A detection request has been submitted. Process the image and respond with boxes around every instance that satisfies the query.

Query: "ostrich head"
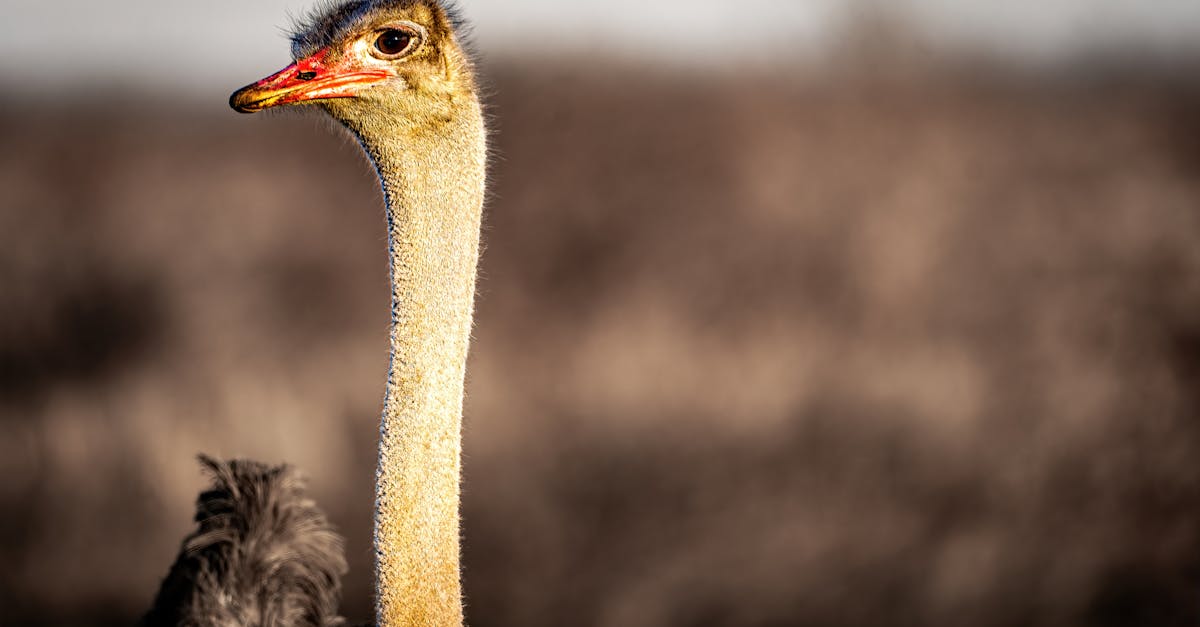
[230,0,475,132]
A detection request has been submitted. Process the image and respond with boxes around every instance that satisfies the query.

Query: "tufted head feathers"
[289,0,469,60]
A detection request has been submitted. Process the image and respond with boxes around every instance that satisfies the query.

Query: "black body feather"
[141,456,349,627]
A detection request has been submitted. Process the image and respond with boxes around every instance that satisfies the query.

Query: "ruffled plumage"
[141,456,348,627]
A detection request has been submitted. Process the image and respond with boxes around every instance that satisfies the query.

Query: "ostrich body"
[148,2,486,625]
[142,457,348,626]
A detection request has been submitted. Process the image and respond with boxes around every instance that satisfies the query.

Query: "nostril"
[297,71,317,81]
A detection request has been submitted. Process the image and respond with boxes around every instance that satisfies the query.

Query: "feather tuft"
[141,455,349,627]
[289,0,472,60]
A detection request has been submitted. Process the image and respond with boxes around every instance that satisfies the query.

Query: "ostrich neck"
[348,99,486,627]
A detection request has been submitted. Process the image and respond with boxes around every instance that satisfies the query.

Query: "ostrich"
[142,456,349,626]
[144,1,486,625]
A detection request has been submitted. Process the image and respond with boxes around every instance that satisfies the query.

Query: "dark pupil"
[376,30,412,55]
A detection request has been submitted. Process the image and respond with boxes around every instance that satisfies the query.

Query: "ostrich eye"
[375,29,414,56]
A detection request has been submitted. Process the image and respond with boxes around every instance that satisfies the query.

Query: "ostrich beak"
[230,49,389,113]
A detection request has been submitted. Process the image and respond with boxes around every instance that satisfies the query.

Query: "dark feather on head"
[289,0,470,60]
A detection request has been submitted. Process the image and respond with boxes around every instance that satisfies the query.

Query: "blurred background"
[3,1,1200,625]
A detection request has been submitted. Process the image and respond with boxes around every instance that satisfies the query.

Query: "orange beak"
[230,48,390,113]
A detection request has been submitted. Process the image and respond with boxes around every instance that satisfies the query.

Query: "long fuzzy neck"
[341,92,486,626]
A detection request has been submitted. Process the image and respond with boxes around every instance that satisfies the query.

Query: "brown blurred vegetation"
[1,59,1200,626]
